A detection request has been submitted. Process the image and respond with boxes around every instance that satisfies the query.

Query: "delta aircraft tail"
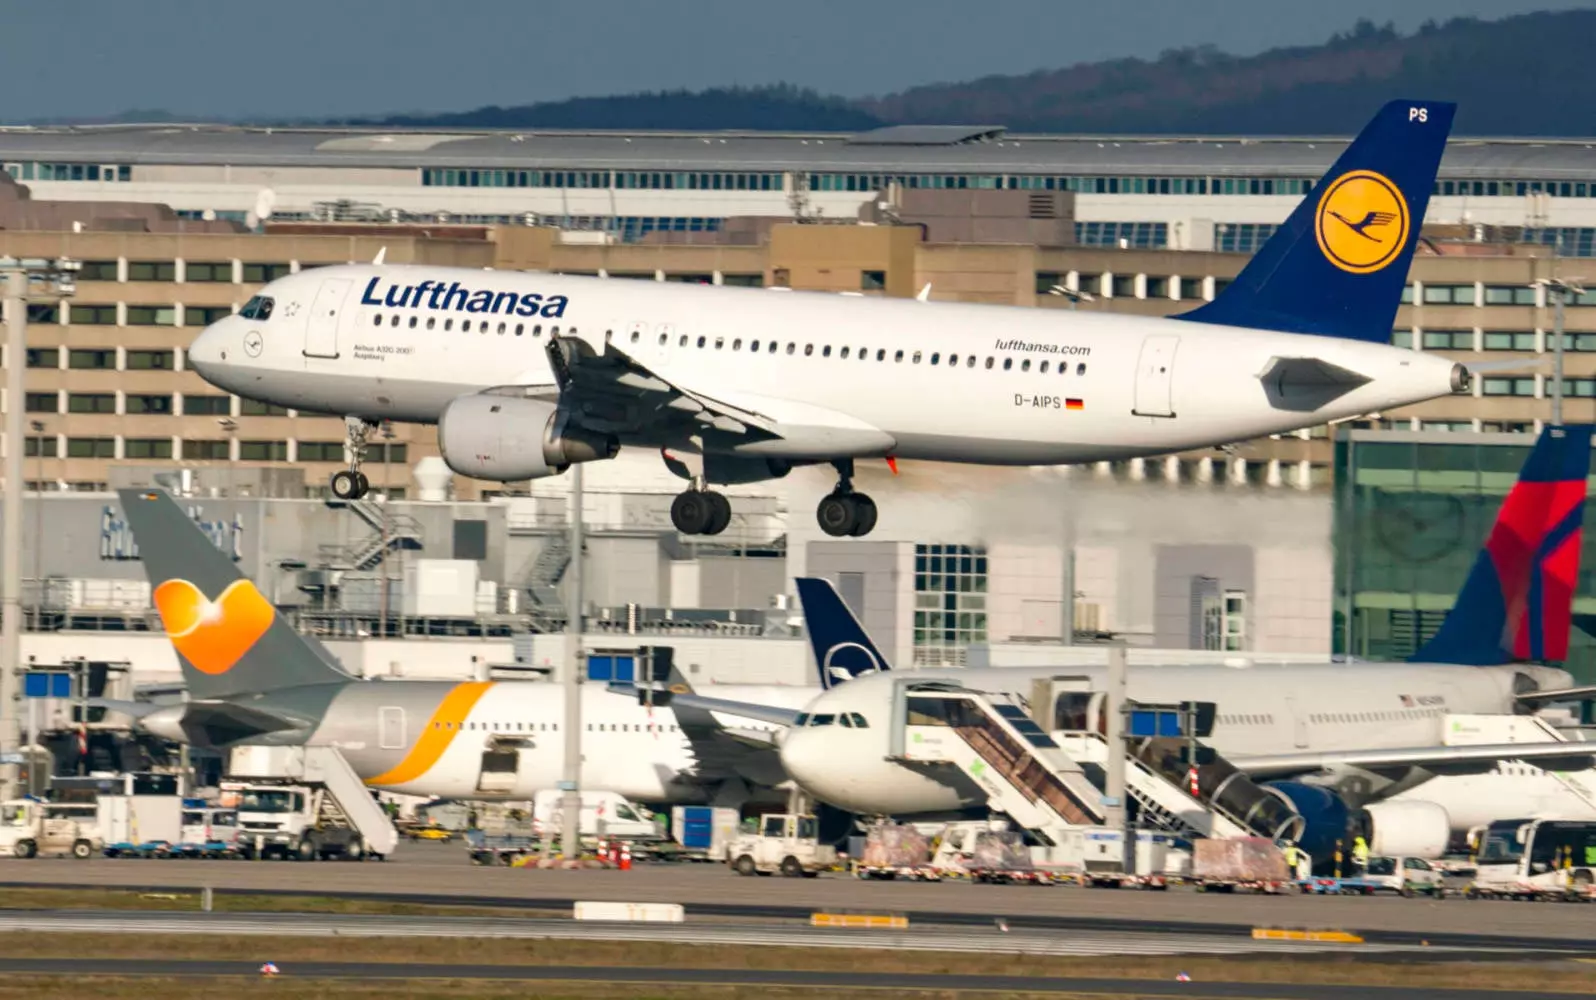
[1413,424,1594,666]
[1178,99,1455,343]
[118,488,354,699]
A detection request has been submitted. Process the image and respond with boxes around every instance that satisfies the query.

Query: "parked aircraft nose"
[777,727,849,808]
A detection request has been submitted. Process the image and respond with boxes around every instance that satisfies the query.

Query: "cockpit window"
[240,295,274,320]
[849,713,869,729]
[809,713,835,727]
[793,713,808,727]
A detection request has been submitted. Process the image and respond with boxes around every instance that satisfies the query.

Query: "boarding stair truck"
[223,746,398,861]
[1044,687,1306,847]
[1443,714,1596,818]
[728,813,838,877]
[1467,818,1596,900]
[0,796,102,859]
[892,684,1106,864]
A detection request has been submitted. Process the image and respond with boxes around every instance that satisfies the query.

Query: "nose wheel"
[671,488,732,536]
[330,416,377,500]
[816,460,877,537]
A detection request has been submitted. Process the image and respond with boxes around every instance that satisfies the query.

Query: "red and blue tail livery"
[1414,425,1594,666]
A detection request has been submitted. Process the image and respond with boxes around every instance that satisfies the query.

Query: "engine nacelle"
[661,451,793,486]
[1265,781,1351,862]
[1358,800,1452,859]
[438,395,617,481]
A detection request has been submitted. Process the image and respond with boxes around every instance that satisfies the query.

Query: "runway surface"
[3,843,1592,948]
[0,957,1584,998]
[0,908,1509,957]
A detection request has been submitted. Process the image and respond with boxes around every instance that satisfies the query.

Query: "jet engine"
[1357,800,1451,859]
[439,395,618,481]
[661,451,794,486]
[1264,781,1351,861]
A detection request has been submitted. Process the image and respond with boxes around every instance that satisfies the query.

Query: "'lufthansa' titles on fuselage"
[360,277,569,318]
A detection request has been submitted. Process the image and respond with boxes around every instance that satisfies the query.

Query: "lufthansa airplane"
[648,425,1596,859]
[185,101,1468,537]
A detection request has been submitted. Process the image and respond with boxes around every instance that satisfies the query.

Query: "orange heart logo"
[153,579,275,676]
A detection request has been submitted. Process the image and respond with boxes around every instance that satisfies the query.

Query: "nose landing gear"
[329,416,376,500]
[816,460,876,537]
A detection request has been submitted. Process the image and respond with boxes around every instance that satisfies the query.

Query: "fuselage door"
[378,706,406,750]
[304,279,351,359]
[1132,334,1179,418]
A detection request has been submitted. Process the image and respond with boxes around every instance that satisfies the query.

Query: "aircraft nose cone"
[777,729,830,799]
[186,319,234,384]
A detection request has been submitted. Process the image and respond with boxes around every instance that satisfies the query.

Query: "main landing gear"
[670,486,732,536]
[816,460,876,538]
[330,416,374,500]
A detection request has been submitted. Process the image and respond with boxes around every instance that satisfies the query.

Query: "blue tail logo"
[794,577,892,688]
[1412,424,1593,666]
[1178,99,1455,342]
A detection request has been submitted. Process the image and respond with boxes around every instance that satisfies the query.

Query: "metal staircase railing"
[324,498,423,571]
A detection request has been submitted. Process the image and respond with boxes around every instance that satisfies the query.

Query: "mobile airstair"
[226,746,399,858]
[893,687,1105,846]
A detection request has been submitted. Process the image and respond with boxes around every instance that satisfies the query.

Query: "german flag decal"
[1065,398,1085,410]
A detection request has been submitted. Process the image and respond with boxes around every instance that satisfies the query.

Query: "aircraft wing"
[606,683,795,787]
[1233,741,1596,779]
[523,334,782,442]
[1517,686,1596,707]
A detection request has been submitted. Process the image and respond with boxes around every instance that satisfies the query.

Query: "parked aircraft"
[653,425,1596,858]
[185,100,1466,538]
[102,487,803,805]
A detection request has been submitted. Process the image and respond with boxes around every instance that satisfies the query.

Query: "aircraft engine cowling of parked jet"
[1264,781,1351,862]
[134,705,190,744]
[661,450,794,486]
[438,395,619,481]
[1357,800,1452,859]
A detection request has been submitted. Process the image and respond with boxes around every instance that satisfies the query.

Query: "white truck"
[532,790,662,841]
[0,798,101,859]
[729,813,836,877]
[1467,818,1596,901]
[223,747,397,861]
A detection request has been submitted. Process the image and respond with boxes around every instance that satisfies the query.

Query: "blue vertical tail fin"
[794,577,892,688]
[1177,99,1455,342]
[1412,425,1593,665]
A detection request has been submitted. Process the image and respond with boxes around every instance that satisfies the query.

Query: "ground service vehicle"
[1306,855,1445,896]
[177,804,241,858]
[729,813,836,877]
[0,798,101,859]
[1468,819,1596,900]
[226,783,369,861]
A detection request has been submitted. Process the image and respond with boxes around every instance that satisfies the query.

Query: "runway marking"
[363,681,493,787]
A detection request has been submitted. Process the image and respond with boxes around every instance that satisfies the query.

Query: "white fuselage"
[315,682,811,804]
[187,264,1460,469]
[777,663,1565,817]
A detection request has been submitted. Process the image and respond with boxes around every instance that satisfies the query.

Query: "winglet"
[794,577,892,688]
[1177,100,1455,342]
[373,246,387,265]
[916,283,932,302]
[1412,424,1594,665]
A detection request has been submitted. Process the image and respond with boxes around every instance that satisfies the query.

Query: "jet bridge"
[890,684,1105,846]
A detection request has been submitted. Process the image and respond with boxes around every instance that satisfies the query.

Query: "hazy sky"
[0,0,1580,120]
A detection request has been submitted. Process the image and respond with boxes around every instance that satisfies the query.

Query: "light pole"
[559,464,586,861]
[28,420,43,623]
[217,417,237,497]
[379,420,394,637]
[1,257,78,801]
[1536,276,1587,426]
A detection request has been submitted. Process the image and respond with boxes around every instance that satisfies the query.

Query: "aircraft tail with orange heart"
[117,488,354,700]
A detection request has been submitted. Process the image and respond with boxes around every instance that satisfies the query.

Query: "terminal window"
[243,263,292,283]
[126,306,178,326]
[1483,331,1537,351]
[25,348,58,369]
[126,350,175,371]
[124,439,173,459]
[127,261,177,282]
[23,393,57,413]
[77,261,119,282]
[184,262,232,283]
[181,395,232,416]
[913,544,987,667]
[70,305,116,325]
[67,350,115,370]
[23,437,57,458]
[125,394,173,415]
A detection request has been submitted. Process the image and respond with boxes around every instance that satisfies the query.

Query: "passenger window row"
[367,310,1090,377]
[369,313,564,338]
[628,327,1089,376]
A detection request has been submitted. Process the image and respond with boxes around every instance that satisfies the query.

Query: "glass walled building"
[1334,428,1596,683]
